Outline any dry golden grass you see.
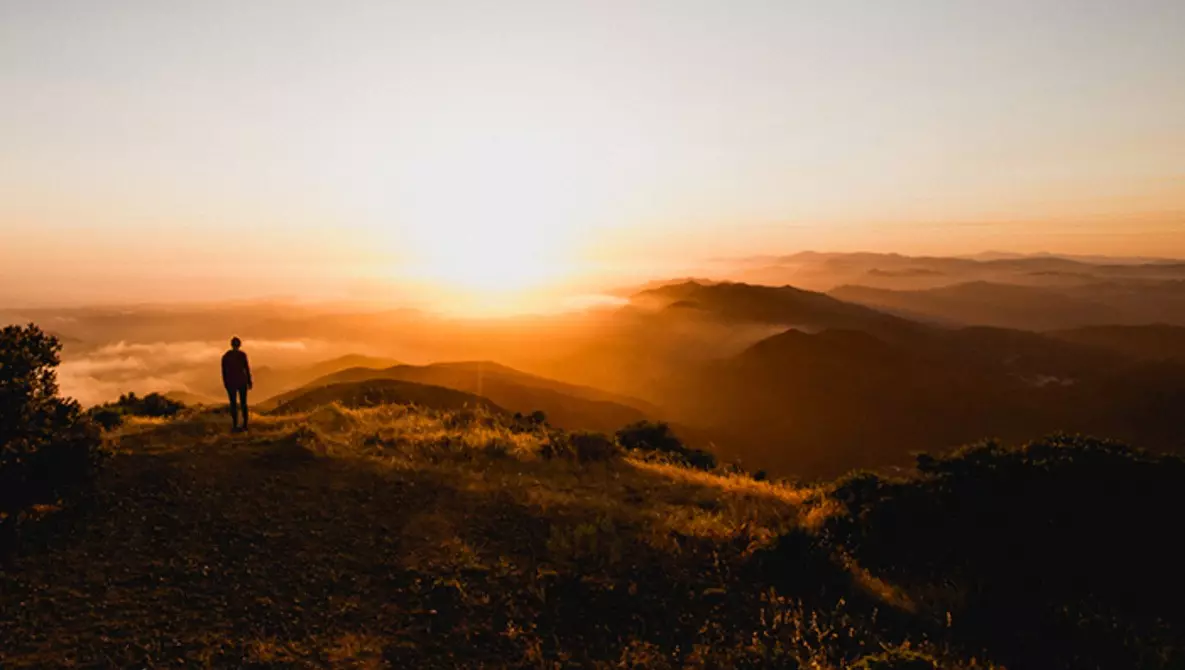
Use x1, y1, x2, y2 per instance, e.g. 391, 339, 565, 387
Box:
118, 403, 809, 550
2, 403, 1000, 669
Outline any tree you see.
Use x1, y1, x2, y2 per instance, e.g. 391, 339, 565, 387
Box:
1, 324, 103, 537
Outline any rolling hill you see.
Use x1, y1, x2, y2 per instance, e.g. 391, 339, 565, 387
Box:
163, 390, 221, 406
244, 354, 401, 401
656, 323, 1185, 477
830, 280, 1185, 330
730, 251, 1185, 292
261, 361, 653, 434
268, 378, 502, 415
1050, 324, 1185, 362
631, 280, 924, 337
829, 281, 1120, 329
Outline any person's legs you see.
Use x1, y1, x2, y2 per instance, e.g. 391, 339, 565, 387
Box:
238, 387, 249, 429
227, 386, 240, 430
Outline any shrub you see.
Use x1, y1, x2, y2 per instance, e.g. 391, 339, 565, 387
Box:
569, 431, 620, 463
87, 391, 186, 428
819, 434, 1185, 669
851, 647, 939, 670
616, 420, 684, 453
616, 420, 717, 470
751, 527, 853, 603
89, 407, 124, 431
511, 410, 548, 433
129, 391, 185, 418
539, 431, 620, 463
1, 324, 103, 535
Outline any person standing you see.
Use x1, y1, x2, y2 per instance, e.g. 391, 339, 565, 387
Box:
221, 336, 253, 432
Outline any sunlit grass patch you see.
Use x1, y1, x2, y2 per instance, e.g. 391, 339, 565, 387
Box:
244, 637, 309, 664
325, 632, 386, 669
629, 458, 808, 505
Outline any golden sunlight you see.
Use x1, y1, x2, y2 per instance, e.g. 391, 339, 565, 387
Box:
390, 125, 610, 297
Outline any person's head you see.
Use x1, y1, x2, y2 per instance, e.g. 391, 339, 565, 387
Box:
230, 336, 242, 350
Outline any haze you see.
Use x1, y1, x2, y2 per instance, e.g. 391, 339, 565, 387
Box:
2, 0, 1184, 313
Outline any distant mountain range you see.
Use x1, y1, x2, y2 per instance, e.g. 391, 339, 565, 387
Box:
830, 280, 1185, 330
727, 251, 1185, 292
541, 278, 1185, 478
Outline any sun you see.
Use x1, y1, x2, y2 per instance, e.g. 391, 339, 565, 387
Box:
406, 226, 568, 294
387, 127, 605, 299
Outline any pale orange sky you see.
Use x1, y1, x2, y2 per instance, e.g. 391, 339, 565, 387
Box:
2, 0, 1183, 311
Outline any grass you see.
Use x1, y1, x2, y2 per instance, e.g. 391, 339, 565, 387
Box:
2, 403, 1001, 668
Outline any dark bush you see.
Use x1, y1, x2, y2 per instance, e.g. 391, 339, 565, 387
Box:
851, 648, 939, 670
1, 324, 103, 535
86, 391, 186, 429
511, 410, 548, 432
540, 430, 620, 463
569, 431, 620, 463
129, 391, 185, 418
89, 407, 124, 431
616, 421, 717, 470
820, 434, 1185, 668
751, 527, 853, 604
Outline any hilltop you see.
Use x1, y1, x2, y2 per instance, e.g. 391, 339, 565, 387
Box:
4, 398, 1183, 669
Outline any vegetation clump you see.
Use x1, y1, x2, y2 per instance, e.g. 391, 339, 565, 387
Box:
851, 647, 940, 670
88, 391, 186, 429
0, 324, 103, 543
616, 420, 717, 470
817, 434, 1185, 669
542, 430, 621, 463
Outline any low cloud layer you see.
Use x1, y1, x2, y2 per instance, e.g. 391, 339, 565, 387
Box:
58, 339, 337, 406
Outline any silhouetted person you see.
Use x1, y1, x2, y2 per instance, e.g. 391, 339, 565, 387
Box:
221, 337, 253, 432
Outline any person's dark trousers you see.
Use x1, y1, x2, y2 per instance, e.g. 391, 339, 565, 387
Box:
226, 386, 249, 430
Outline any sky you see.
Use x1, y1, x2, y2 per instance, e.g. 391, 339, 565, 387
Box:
2, 0, 1184, 310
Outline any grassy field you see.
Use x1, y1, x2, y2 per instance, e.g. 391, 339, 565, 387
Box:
1, 402, 1139, 668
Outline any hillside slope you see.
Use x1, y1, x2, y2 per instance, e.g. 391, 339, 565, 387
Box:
4, 405, 1182, 668
1050, 324, 1185, 362
269, 378, 503, 415
658, 325, 1185, 477
262, 362, 653, 434
830, 280, 1185, 330
0, 407, 812, 668
633, 280, 922, 338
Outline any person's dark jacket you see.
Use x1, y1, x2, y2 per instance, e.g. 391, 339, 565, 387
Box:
221, 349, 252, 390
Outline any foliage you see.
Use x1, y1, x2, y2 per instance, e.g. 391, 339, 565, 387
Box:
819, 434, 1185, 669
851, 647, 939, 670
511, 410, 549, 433
538, 430, 621, 463
569, 431, 620, 463
616, 420, 717, 470
0, 324, 103, 534
88, 391, 186, 429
